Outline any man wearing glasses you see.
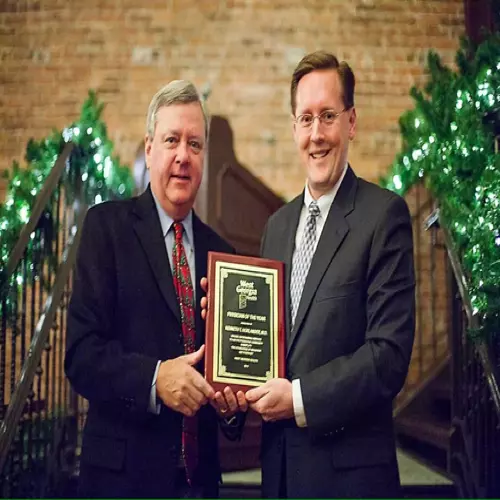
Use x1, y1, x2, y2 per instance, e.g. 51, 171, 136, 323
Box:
245, 51, 416, 497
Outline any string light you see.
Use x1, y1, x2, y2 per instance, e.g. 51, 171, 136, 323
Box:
381, 33, 500, 340
0, 91, 134, 296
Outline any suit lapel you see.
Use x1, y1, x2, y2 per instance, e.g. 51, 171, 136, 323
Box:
287, 167, 358, 356
283, 194, 304, 341
132, 187, 181, 325
193, 213, 208, 349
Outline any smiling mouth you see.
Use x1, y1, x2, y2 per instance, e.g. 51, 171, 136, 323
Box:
310, 150, 330, 159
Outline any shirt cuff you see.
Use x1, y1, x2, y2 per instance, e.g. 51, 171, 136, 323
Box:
149, 360, 161, 415
292, 378, 307, 427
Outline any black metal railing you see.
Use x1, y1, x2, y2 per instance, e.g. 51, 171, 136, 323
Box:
396, 183, 500, 497
444, 223, 500, 498
0, 143, 89, 497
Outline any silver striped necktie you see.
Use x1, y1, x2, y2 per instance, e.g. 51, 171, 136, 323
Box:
290, 200, 320, 328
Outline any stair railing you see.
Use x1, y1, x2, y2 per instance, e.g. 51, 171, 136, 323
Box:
395, 183, 500, 497
0, 143, 89, 497
441, 217, 500, 498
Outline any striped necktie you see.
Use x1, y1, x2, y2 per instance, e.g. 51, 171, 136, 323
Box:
290, 201, 320, 328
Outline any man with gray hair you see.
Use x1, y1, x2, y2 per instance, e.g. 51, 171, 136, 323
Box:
65, 80, 247, 498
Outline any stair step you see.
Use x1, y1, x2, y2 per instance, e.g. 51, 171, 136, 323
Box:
220, 484, 260, 498
396, 414, 452, 450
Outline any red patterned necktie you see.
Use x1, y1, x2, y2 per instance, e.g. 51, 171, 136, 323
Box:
172, 222, 198, 485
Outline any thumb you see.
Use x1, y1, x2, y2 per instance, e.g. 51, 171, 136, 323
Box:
246, 385, 267, 403
183, 344, 205, 366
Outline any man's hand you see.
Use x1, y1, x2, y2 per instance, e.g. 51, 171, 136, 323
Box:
200, 277, 249, 418
200, 277, 208, 321
156, 345, 214, 417
246, 378, 294, 422
211, 386, 248, 418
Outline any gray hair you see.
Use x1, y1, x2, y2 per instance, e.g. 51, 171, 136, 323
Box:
146, 80, 209, 139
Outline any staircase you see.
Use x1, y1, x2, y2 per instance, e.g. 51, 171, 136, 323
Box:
396, 362, 453, 472
393, 184, 500, 498
392, 184, 454, 479
0, 144, 93, 497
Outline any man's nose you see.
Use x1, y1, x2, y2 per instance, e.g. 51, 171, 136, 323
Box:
175, 142, 189, 164
310, 118, 325, 142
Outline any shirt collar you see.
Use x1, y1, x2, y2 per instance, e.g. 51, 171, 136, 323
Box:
303, 163, 348, 218
151, 191, 194, 246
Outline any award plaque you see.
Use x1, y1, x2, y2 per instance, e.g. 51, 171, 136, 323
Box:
205, 251, 285, 392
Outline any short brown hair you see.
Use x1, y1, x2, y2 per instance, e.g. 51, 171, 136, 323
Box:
290, 51, 355, 114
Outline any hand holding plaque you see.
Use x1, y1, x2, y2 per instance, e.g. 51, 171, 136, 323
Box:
204, 252, 285, 392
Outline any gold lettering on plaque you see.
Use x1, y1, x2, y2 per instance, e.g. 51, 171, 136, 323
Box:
213, 261, 279, 387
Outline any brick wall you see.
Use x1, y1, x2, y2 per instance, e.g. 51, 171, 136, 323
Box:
398, 183, 451, 407
0, 0, 464, 202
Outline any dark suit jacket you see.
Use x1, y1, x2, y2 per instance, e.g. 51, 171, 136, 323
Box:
65, 187, 234, 498
260, 167, 415, 498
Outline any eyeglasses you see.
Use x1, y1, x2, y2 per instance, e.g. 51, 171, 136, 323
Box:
294, 109, 347, 128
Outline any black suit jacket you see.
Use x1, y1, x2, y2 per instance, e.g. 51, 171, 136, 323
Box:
65, 187, 234, 498
260, 167, 415, 498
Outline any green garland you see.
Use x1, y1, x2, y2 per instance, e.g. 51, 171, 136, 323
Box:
0, 91, 134, 277
381, 33, 500, 339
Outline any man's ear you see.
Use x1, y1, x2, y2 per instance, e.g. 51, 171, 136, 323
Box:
144, 135, 151, 169
291, 114, 298, 145
348, 108, 357, 141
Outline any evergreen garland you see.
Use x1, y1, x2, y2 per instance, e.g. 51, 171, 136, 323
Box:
381, 33, 500, 339
0, 91, 134, 277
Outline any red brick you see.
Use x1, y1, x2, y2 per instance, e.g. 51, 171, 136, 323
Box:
0, 0, 464, 201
